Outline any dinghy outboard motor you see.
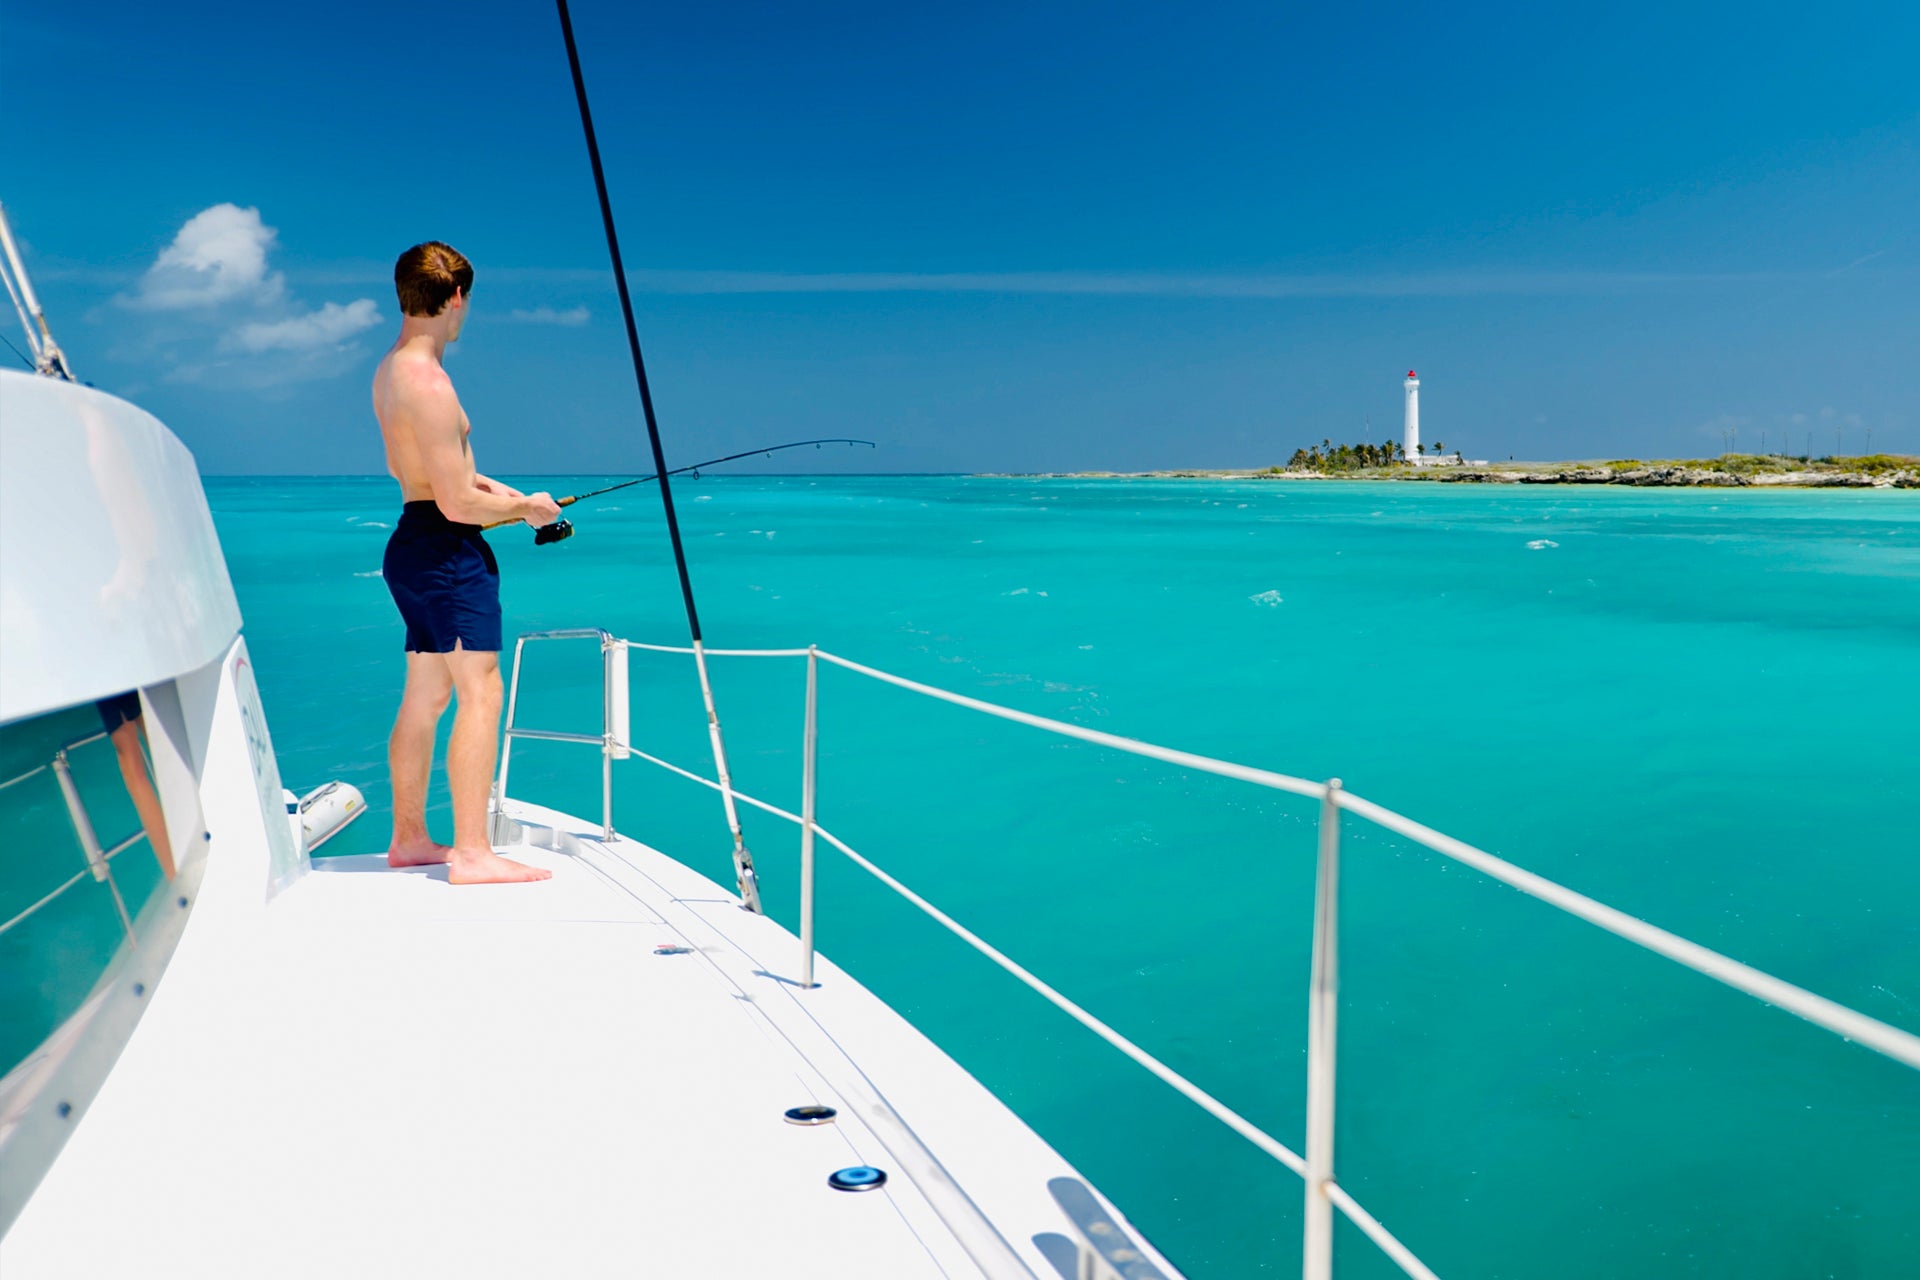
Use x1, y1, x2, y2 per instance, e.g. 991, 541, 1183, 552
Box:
282, 781, 367, 855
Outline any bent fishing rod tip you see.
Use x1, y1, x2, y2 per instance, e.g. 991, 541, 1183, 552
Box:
489, 436, 880, 543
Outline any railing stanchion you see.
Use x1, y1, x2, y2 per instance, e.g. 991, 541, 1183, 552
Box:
799, 645, 820, 989
52, 750, 135, 943
600, 635, 615, 840
493, 637, 529, 845
1304, 777, 1342, 1280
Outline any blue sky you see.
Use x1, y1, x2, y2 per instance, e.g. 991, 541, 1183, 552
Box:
5, 1, 1917, 473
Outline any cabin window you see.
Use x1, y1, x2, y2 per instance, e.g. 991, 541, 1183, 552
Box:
0, 690, 177, 1078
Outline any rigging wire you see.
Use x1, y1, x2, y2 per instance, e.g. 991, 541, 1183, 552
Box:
0, 331, 33, 371
553, 0, 766, 912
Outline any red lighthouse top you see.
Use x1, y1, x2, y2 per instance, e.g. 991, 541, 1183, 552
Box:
1407, 370, 1417, 378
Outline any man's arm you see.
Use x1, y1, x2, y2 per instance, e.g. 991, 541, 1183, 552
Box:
406, 373, 556, 526
473, 473, 524, 499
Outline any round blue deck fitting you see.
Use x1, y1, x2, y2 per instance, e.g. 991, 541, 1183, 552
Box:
827, 1166, 887, 1192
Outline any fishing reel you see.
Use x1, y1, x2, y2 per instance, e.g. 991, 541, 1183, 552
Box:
533, 519, 574, 546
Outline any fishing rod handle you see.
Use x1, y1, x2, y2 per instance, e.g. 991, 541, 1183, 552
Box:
483, 493, 577, 531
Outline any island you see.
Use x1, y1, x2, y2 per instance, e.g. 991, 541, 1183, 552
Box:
1019, 451, 1920, 488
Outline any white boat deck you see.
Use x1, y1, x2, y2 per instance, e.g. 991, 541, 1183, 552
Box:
5, 800, 1172, 1279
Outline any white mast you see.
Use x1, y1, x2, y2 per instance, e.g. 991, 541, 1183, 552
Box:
0, 201, 73, 380
1403, 370, 1420, 461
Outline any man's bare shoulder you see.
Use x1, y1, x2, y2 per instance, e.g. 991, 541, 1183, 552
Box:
384, 350, 459, 411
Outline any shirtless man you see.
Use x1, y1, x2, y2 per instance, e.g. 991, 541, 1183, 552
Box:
372, 242, 559, 883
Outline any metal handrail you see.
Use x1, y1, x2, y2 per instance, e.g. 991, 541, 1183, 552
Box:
497, 632, 1920, 1280
494, 629, 617, 841
0, 731, 147, 944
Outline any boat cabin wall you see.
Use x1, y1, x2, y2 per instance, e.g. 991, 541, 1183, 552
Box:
0, 633, 303, 1227
0, 369, 241, 728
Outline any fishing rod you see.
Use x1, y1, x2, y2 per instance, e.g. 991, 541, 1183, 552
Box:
554, 0, 766, 914
484, 437, 875, 544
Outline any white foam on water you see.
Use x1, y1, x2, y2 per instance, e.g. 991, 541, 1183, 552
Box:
1006, 587, 1029, 596
354, 570, 383, 579
694, 494, 712, 501
1527, 539, 1560, 550
1249, 590, 1284, 606
362, 521, 389, 529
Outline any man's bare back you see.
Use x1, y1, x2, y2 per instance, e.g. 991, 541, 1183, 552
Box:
373, 341, 554, 526
376, 243, 559, 885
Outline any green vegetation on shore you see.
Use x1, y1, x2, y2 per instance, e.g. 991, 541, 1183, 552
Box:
1281, 448, 1915, 478
1281, 438, 1462, 471
1030, 451, 1920, 488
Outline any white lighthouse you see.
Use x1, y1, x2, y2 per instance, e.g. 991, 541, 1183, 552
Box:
1403, 369, 1421, 462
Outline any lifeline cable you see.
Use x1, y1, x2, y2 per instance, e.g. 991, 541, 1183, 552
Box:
555, 0, 765, 912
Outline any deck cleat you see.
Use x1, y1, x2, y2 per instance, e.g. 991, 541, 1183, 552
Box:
732, 844, 763, 914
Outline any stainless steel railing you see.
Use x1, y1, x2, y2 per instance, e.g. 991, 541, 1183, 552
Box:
0, 731, 146, 944
494, 630, 1920, 1280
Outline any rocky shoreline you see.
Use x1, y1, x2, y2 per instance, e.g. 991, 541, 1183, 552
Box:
1441, 465, 1919, 488
1012, 463, 1920, 489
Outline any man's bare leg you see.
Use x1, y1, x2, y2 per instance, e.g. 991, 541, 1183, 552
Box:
388, 653, 454, 867
109, 719, 176, 880
444, 645, 550, 884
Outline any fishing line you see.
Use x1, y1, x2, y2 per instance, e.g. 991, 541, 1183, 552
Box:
555, 0, 781, 913
484, 437, 875, 544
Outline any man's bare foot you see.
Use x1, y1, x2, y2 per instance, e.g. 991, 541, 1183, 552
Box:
446, 846, 553, 884
389, 835, 453, 869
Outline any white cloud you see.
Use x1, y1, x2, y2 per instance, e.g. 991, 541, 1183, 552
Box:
109, 205, 390, 389
227, 299, 381, 353
124, 204, 285, 310
506, 305, 590, 326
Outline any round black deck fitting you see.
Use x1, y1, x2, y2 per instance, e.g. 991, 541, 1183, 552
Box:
783, 1104, 837, 1126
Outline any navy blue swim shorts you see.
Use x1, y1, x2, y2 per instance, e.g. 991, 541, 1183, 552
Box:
95, 690, 142, 734
383, 501, 503, 654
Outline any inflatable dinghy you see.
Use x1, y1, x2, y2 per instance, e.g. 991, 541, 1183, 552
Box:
282, 781, 367, 855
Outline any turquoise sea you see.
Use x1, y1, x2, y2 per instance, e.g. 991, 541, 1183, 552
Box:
9, 475, 1919, 1277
